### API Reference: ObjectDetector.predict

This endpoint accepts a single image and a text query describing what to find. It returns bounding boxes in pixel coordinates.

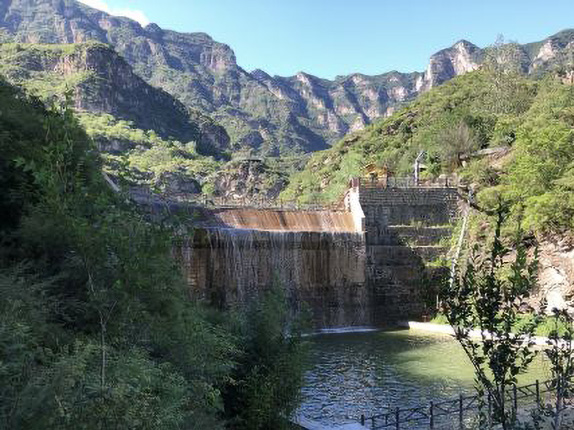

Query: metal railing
[355,176,459,190]
[207,196,341,211]
[360,379,558,429]
[129,188,343,212]
[129,176,459,213]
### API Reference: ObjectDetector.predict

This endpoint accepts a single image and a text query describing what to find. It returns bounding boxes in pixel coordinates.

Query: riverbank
[400,321,555,347]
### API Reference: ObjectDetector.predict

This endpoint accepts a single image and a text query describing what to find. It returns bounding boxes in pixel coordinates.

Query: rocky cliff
[0,41,230,154]
[207,157,307,201]
[531,236,574,313]
[3,0,572,156]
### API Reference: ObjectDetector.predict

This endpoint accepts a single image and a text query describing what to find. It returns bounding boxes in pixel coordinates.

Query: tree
[442,207,539,429]
[223,285,309,430]
[439,121,480,171]
[0,79,238,429]
[482,36,534,116]
[543,308,574,429]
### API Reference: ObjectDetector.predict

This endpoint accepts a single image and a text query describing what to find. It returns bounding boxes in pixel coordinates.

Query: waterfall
[179,210,369,328]
[173,186,459,327]
[212,208,357,232]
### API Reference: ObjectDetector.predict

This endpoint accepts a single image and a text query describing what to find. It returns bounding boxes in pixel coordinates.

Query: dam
[177,178,460,328]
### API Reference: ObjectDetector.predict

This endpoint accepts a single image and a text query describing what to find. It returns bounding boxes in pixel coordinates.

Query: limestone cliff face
[64,44,200,143]
[209,160,289,201]
[530,237,574,314]
[421,40,481,90]
[528,30,574,73]
[0,42,230,154]
[0,0,485,155]
[2,0,574,155]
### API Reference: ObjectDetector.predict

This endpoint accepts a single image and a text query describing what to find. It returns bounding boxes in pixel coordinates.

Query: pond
[297,329,551,428]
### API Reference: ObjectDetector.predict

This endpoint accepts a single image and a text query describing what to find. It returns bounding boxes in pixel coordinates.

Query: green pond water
[298,329,551,428]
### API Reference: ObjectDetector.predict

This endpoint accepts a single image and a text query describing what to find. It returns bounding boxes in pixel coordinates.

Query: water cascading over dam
[179,209,369,328]
[176,183,459,328]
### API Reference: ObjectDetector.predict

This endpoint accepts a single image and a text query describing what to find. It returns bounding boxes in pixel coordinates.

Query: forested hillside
[0,79,307,430]
[282,62,574,235]
[0,41,299,201]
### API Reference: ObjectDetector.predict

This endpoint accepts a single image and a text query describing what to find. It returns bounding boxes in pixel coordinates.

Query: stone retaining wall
[359,186,459,323]
[180,185,460,327]
[360,187,458,227]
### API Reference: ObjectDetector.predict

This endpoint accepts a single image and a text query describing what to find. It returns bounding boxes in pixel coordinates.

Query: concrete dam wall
[210,208,358,232]
[178,186,459,328]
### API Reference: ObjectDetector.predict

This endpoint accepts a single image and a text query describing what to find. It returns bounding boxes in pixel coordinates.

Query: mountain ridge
[1,0,574,155]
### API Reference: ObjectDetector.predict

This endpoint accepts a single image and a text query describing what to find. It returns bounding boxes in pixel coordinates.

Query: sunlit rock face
[3,0,574,155]
[421,40,481,90]
[529,238,574,314]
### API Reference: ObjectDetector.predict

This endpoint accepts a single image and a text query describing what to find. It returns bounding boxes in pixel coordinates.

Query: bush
[0,80,237,429]
[223,286,309,430]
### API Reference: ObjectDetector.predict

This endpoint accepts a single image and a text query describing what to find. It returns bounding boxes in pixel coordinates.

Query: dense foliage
[78,113,223,195]
[283,67,574,235]
[281,70,535,202]
[443,209,539,429]
[0,43,93,100]
[223,287,309,430]
[486,78,574,234]
[0,79,307,429]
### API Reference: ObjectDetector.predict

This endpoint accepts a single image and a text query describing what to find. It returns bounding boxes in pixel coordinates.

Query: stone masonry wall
[360,187,459,227]
[178,186,459,328]
[359,187,459,323]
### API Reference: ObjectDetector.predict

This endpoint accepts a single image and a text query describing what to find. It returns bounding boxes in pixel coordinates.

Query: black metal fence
[129,188,342,211]
[360,380,555,429]
[357,176,459,190]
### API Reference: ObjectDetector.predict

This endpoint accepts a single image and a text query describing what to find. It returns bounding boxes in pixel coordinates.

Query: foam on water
[315,327,380,335]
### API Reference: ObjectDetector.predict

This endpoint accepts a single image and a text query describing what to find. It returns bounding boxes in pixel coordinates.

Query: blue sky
[80,0,574,79]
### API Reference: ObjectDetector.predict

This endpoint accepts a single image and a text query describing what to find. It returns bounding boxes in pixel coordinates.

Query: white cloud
[78,0,150,26]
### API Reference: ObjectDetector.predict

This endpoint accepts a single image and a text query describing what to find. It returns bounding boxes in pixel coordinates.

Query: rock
[157,171,201,195]
[210,159,288,201]
[94,136,136,154]
[0,41,231,155]
[422,40,481,90]
[2,0,574,155]
[529,238,574,314]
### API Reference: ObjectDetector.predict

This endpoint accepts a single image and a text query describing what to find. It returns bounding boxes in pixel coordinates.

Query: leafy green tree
[482,36,534,116]
[542,309,574,429]
[439,121,481,171]
[1,76,312,430]
[223,285,309,430]
[442,207,539,429]
[17,343,190,430]
[0,79,240,429]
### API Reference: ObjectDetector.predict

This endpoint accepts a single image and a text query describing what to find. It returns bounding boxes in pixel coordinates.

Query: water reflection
[299,329,550,427]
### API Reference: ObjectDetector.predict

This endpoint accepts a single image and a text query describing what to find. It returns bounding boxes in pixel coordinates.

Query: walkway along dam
[175,179,460,328]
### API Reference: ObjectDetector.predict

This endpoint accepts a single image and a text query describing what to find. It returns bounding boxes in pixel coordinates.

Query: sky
[79,0,574,79]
